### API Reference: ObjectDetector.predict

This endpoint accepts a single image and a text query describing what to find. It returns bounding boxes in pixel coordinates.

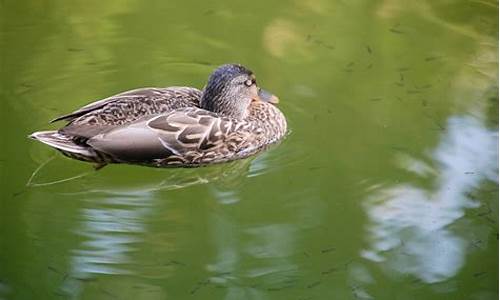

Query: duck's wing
[86,108,258,165]
[51,87,201,123]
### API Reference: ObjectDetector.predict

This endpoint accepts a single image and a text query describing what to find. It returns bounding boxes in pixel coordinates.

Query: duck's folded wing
[86,118,174,162]
[51,87,201,123]
[86,108,243,163]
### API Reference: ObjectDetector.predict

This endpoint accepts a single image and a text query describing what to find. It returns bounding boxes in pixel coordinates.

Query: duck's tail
[29,131,107,165]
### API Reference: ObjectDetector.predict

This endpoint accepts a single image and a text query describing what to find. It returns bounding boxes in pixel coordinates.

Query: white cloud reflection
[362,115,498,283]
[61,192,152,298]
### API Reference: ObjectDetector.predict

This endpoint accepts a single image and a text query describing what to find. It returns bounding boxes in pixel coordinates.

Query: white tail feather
[29,131,93,157]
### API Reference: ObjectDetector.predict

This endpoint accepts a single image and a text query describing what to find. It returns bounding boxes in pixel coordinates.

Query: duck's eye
[244,79,253,87]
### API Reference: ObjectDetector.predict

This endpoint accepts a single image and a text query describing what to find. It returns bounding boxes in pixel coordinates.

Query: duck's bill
[255,88,279,104]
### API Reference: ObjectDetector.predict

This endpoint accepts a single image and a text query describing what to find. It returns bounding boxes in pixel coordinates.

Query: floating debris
[306,281,321,289]
[321,267,338,275]
[389,28,404,34]
[20,82,33,88]
[416,84,433,89]
[473,271,487,278]
[163,259,186,266]
[321,246,336,253]
[469,239,483,249]
[267,284,294,291]
[407,90,422,94]
[425,56,442,62]
[306,34,335,50]
[190,279,210,295]
[47,266,61,274]
[423,113,445,131]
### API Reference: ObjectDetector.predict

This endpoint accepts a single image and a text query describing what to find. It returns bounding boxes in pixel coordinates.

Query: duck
[30,64,287,168]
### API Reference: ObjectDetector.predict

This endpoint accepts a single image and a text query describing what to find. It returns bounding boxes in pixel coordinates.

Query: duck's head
[200,64,279,119]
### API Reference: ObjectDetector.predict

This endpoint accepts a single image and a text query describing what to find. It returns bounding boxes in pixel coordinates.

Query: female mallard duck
[30,64,287,168]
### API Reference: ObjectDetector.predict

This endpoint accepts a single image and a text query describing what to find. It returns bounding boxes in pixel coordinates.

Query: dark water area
[1,1,498,299]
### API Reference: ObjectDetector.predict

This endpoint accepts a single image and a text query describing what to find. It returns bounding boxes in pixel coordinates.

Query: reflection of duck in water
[30,64,287,168]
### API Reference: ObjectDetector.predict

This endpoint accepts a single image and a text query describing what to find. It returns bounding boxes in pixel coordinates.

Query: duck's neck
[200,92,249,119]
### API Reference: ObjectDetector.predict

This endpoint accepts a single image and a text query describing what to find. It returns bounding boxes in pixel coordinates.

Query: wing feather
[51,88,164,123]
[51,87,201,123]
[87,107,255,165]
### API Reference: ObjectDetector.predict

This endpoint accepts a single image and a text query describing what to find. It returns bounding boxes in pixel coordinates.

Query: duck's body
[30,64,287,168]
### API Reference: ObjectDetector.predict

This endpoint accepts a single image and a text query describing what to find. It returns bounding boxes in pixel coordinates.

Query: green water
[1,1,498,299]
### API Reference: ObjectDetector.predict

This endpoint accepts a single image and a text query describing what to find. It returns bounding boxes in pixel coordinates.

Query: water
[1,1,498,299]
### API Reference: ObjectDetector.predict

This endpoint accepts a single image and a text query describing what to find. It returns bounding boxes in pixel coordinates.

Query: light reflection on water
[362,114,498,283]
[60,192,153,297]
[206,192,299,299]
[53,151,302,298]
[199,158,300,298]
[187,152,310,298]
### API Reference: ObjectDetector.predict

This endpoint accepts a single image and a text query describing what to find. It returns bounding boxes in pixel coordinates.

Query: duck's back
[58,87,202,139]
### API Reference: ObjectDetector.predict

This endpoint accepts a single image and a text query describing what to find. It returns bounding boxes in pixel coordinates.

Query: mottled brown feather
[33,83,287,167]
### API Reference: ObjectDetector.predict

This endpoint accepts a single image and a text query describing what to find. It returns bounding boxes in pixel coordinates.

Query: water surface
[1,1,498,299]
